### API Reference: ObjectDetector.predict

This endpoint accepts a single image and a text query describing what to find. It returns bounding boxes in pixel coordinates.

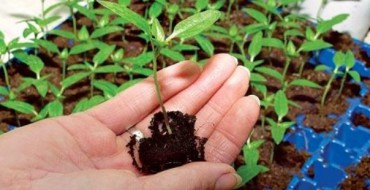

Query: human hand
[0,54,260,190]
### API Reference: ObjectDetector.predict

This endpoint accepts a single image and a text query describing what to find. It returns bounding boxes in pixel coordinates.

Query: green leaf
[194,35,214,56]
[34,39,59,53]
[93,45,116,64]
[78,26,90,41]
[38,15,60,27]
[261,38,284,48]
[49,29,75,39]
[149,2,164,18]
[241,23,267,35]
[248,32,263,60]
[269,120,294,144]
[98,0,151,34]
[345,51,355,68]
[91,26,123,38]
[1,100,37,115]
[289,79,322,89]
[315,64,329,71]
[48,100,63,117]
[250,73,267,83]
[243,8,267,24]
[172,44,200,51]
[274,90,288,120]
[316,14,349,34]
[160,48,185,61]
[93,80,117,98]
[151,18,165,42]
[195,0,209,11]
[34,80,49,97]
[284,29,303,38]
[24,55,44,75]
[255,66,283,81]
[0,86,9,96]
[117,78,143,92]
[298,40,332,52]
[124,52,154,66]
[237,165,267,186]
[70,42,96,54]
[73,98,89,113]
[132,67,153,76]
[348,70,361,82]
[74,4,96,20]
[61,72,90,89]
[333,51,346,67]
[95,65,124,73]
[167,10,222,41]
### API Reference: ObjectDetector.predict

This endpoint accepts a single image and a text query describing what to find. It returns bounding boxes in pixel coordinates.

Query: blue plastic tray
[284,40,370,189]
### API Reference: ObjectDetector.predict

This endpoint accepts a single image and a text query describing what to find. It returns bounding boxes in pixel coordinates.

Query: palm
[0,54,259,189]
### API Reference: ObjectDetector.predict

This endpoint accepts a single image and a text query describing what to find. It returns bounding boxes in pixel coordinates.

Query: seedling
[318,51,361,106]
[237,139,269,186]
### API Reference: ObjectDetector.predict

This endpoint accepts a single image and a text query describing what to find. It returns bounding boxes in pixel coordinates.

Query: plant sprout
[99,0,222,134]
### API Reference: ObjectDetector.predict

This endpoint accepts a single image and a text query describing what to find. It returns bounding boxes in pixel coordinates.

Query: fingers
[141,162,242,190]
[85,61,201,135]
[205,96,260,164]
[134,54,238,135]
[195,65,250,138]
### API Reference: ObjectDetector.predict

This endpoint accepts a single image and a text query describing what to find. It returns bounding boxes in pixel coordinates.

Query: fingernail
[248,95,260,106]
[215,173,242,190]
[231,55,239,65]
[238,66,250,78]
[232,173,243,189]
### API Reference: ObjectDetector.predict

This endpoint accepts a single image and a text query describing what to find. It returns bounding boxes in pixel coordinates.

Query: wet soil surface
[127,111,207,174]
[340,157,370,189]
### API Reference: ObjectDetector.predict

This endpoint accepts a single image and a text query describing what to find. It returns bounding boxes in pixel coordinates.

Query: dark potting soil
[127,111,207,174]
[340,157,370,190]
[244,140,311,190]
[353,113,370,129]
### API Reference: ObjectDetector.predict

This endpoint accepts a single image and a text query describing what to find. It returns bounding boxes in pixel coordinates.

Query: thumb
[141,162,242,190]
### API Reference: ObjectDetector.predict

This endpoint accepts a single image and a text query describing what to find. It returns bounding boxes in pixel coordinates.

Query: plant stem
[281,56,291,86]
[226,0,234,20]
[62,60,67,80]
[337,71,347,100]
[90,73,95,97]
[69,6,77,37]
[150,41,171,134]
[0,60,11,93]
[298,56,305,77]
[321,69,336,106]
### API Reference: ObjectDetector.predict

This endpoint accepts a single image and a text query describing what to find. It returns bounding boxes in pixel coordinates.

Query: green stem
[150,41,171,134]
[90,73,95,97]
[69,6,77,37]
[281,56,291,86]
[337,71,347,100]
[0,60,11,92]
[62,59,67,80]
[226,0,234,20]
[298,56,305,77]
[321,69,336,106]
[229,42,235,54]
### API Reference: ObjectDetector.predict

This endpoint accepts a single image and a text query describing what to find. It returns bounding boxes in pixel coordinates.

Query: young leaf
[34,39,59,53]
[289,79,322,89]
[195,0,209,11]
[248,32,263,60]
[24,55,44,76]
[274,90,288,120]
[194,35,214,56]
[70,42,96,55]
[0,86,8,96]
[242,8,267,24]
[298,40,332,52]
[117,79,143,92]
[255,66,283,81]
[1,100,37,115]
[48,100,63,117]
[172,44,200,51]
[333,51,345,67]
[166,10,222,41]
[93,80,117,98]
[151,18,165,42]
[149,2,164,18]
[348,70,361,82]
[124,52,154,66]
[34,80,49,97]
[344,51,355,68]
[261,38,284,48]
[78,26,90,41]
[61,72,90,89]
[49,29,75,39]
[160,48,185,61]
[98,0,151,34]
[316,14,349,34]
[93,45,116,64]
[95,65,125,73]
[91,26,123,38]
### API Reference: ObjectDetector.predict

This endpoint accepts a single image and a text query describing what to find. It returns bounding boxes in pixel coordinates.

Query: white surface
[298,0,370,40]
[0,0,71,43]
